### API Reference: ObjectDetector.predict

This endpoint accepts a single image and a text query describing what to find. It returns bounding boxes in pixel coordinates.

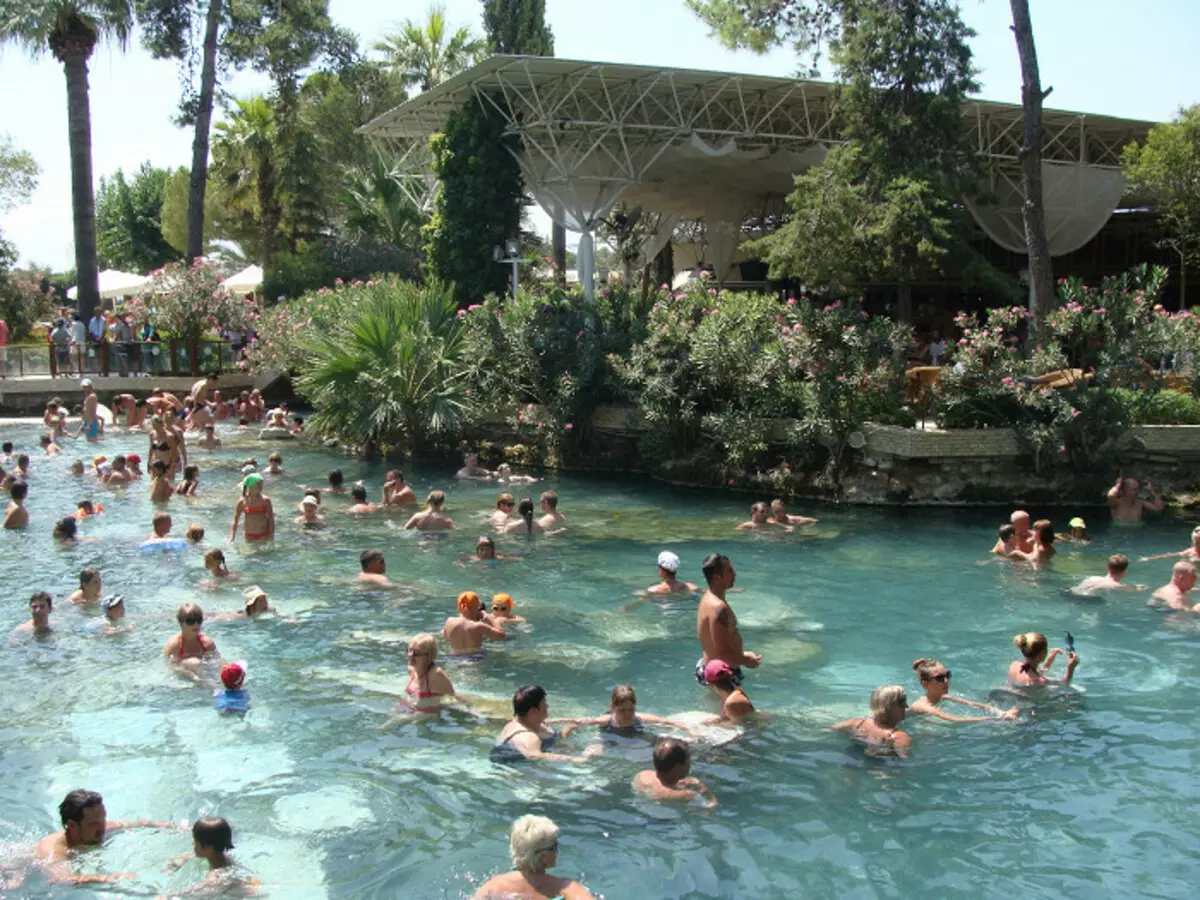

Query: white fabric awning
[67,269,151,300]
[221,264,263,294]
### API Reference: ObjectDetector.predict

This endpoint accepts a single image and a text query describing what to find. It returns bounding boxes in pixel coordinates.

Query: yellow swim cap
[457,591,480,613]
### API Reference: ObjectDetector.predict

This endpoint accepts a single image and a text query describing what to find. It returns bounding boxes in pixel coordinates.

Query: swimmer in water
[404,490,454,531]
[1057,517,1093,543]
[163,602,218,679]
[632,738,717,807]
[266,452,283,475]
[1008,632,1079,686]
[736,502,793,532]
[1073,554,1146,594]
[492,685,601,763]
[490,593,526,624]
[769,498,817,526]
[186,523,204,544]
[490,493,516,528]
[175,464,200,497]
[8,592,53,643]
[66,567,103,606]
[537,490,566,530]
[1009,510,1034,555]
[1013,519,1055,566]
[382,470,417,507]
[1142,525,1200,563]
[459,535,520,565]
[1149,561,1198,611]
[832,685,912,757]
[443,590,506,658]
[346,483,378,515]
[357,549,397,589]
[991,523,1016,557]
[700,659,755,725]
[1108,475,1163,523]
[230,473,274,542]
[381,633,456,724]
[455,452,493,480]
[647,551,698,595]
[908,658,1018,722]
[196,424,222,450]
[294,494,325,529]
[552,684,692,739]
[496,463,539,485]
[145,512,174,543]
[3,479,28,529]
[148,460,174,503]
[503,497,544,535]
[203,548,235,581]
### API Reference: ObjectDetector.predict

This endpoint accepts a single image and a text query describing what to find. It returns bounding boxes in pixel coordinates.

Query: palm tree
[297,279,470,454]
[338,152,423,248]
[0,0,134,321]
[210,96,281,270]
[374,3,483,94]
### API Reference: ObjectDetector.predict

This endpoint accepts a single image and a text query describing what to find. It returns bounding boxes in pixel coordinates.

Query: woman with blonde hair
[403,633,454,714]
[909,658,1017,722]
[1009,632,1079,686]
[832,685,912,756]
[472,814,596,900]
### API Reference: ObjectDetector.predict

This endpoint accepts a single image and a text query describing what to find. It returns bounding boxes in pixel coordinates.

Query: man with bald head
[1149,561,1198,611]
[1108,476,1163,523]
[1010,510,1034,555]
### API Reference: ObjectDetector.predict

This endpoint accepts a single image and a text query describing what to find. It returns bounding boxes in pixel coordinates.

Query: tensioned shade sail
[221,265,263,294]
[67,269,151,300]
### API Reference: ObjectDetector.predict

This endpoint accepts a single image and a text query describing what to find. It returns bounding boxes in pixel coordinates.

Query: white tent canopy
[222,264,263,295]
[67,269,150,300]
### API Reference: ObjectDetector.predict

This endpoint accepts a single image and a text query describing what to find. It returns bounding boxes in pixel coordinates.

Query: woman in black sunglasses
[909,658,1018,723]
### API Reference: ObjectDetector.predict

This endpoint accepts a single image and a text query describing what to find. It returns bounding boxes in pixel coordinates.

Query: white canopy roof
[222,264,263,294]
[67,269,150,300]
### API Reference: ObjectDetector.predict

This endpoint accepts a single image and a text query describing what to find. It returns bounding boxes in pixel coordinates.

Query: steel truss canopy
[361,56,1157,290]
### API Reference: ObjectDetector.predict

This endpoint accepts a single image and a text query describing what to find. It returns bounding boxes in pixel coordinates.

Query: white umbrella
[221,264,263,295]
[67,269,151,300]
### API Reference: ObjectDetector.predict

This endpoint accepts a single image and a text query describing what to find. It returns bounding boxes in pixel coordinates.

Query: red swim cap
[220,662,245,689]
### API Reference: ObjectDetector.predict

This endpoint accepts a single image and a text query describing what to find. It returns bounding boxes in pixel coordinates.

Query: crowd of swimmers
[4,380,1200,896]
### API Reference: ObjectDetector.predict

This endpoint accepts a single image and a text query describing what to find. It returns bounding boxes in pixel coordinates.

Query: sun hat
[242,585,268,609]
[657,550,680,573]
[1069,517,1087,530]
[301,494,319,508]
[100,593,124,611]
[79,378,92,388]
[703,659,736,684]
[220,662,246,690]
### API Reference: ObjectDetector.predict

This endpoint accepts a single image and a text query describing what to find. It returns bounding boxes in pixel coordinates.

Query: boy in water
[632,739,717,807]
[166,816,258,894]
[266,452,283,475]
[213,663,250,713]
[3,479,29,529]
[991,523,1016,557]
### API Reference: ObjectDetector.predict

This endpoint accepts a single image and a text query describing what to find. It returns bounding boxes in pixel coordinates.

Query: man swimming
[648,551,698,595]
[346,484,378,515]
[1108,476,1163,523]
[195,424,222,450]
[357,549,396,588]
[1149,561,1198,611]
[1009,510,1035,554]
[404,490,455,531]
[695,553,760,686]
[455,453,493,480]
[443,591,506,658]
[382,470,417,507]
[1073,554,1145,595]
[736,502,792,532]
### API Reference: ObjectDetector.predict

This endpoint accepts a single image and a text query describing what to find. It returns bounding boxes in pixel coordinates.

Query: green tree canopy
[1122,105,1200,305]
[0,134,39,212]
[374,4,483,94]
[423,102,524,305]
[482,0,554,56]
[95,163,180,272]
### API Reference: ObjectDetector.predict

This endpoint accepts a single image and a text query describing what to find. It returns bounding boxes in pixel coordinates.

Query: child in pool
[166,816,259,894]
[991,523,1016,557]
[550,685,693,739]
[213,662,249,713]
[632,738,717,807]
[490,593,526,624]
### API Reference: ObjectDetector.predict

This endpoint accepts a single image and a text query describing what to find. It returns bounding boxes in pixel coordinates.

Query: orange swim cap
[457,591,480,614]
[493,593,514,611]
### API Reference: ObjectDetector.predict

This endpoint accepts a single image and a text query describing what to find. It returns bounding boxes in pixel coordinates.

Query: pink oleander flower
[565,423,574,431]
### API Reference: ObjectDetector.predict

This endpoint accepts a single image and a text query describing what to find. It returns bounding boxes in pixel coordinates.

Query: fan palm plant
[373,3,483,94]
[0,0,134,320]
[210,96,282,269]
[296,279,471,454]
[338,152,424,248]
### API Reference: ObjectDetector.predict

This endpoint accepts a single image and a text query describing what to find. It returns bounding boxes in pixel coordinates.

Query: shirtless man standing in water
[1107,476,1164,523]
[1009,510,1035,555]
[1149,561,1198,611]
[695,553,761,686]
[443,591,506,658]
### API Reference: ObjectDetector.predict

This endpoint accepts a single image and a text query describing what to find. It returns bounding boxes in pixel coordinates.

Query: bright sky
[1,0,1197,270]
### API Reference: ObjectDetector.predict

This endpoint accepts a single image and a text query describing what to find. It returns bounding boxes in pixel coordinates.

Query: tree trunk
[187,0,224,263]
[1009,0,1055,328]
[1180,250,1188,308]
[552,222,566,285]
[62,52,100,322]
[897,281,912,323]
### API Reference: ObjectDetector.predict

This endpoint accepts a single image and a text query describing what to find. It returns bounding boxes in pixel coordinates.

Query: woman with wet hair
[832,685,912,757]
[472,815,597,900]
[1009,632,1079,687]
[909,658,1017,722]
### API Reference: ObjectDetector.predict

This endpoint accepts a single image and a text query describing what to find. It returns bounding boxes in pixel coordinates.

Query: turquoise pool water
[1,421,1199,898]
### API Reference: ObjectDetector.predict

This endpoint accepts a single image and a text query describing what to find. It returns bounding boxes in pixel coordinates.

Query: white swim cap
[657,551,680,573]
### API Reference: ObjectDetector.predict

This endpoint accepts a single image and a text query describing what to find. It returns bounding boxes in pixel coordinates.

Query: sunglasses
[182,617,203,626]
[407,649,428,657]
[538,841,558,854]
[929,671,951,683]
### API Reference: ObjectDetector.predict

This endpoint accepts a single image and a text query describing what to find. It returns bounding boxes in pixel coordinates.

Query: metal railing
[1,340,241,380]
